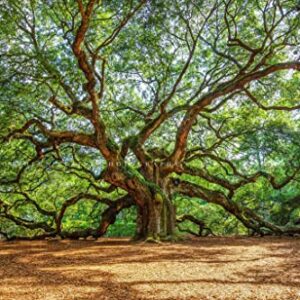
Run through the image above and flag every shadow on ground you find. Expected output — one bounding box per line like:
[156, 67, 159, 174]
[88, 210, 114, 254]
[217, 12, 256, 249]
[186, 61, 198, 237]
[0, 237, 299, 300]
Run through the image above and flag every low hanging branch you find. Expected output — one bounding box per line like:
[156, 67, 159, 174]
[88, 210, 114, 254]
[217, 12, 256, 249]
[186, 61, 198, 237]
[0, 192, 134, 241]
[175, 179, 300, 236]
[177, 214, 215, 237]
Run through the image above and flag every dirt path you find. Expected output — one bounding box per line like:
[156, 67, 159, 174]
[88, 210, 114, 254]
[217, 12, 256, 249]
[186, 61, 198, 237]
[0, 237, 299, 300]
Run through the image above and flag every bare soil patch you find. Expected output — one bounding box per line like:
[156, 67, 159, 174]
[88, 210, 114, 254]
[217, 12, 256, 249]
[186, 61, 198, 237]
[0, 237, 299, 300]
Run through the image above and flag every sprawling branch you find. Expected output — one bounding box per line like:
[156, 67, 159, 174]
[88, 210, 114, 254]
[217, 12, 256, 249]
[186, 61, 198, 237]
[4, 119, 97, 148]
[177, 214, 215, 237]
[95, 0, 146, 51]
[0, 198, 54, 233]
[72, 0, 116, 160]
[182, 163, 300, 196]
[0, 192, 134, 240]
[175, 179, 300, 235]
[170, 62, 300, 164]
[55, 192, 113, 234]
[244, 89, 300, 111]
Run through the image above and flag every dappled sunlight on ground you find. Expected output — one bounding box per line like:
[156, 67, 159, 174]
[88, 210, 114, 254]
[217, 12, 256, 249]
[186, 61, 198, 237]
[0, 237, 299, 299]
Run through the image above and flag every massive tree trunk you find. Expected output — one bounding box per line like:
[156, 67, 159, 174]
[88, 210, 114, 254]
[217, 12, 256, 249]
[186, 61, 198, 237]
[135, 196, 176, 241]
[133, 169, 176, 241]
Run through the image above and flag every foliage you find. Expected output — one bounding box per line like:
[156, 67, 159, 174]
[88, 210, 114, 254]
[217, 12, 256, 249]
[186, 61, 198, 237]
[0, 0, 300, 240]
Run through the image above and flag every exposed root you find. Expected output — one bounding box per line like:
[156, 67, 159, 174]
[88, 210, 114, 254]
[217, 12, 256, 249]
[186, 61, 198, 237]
[143, 236, 163, 244]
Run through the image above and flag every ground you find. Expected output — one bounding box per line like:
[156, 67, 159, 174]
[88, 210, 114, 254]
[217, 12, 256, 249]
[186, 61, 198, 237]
[0, 237, 299, 300]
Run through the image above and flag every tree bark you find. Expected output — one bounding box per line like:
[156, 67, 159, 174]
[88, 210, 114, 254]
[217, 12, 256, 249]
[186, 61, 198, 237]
[134, 189, 176, 241]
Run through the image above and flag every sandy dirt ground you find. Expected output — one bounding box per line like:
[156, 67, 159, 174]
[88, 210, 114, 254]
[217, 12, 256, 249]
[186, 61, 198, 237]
[0, 237, 299, 300]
